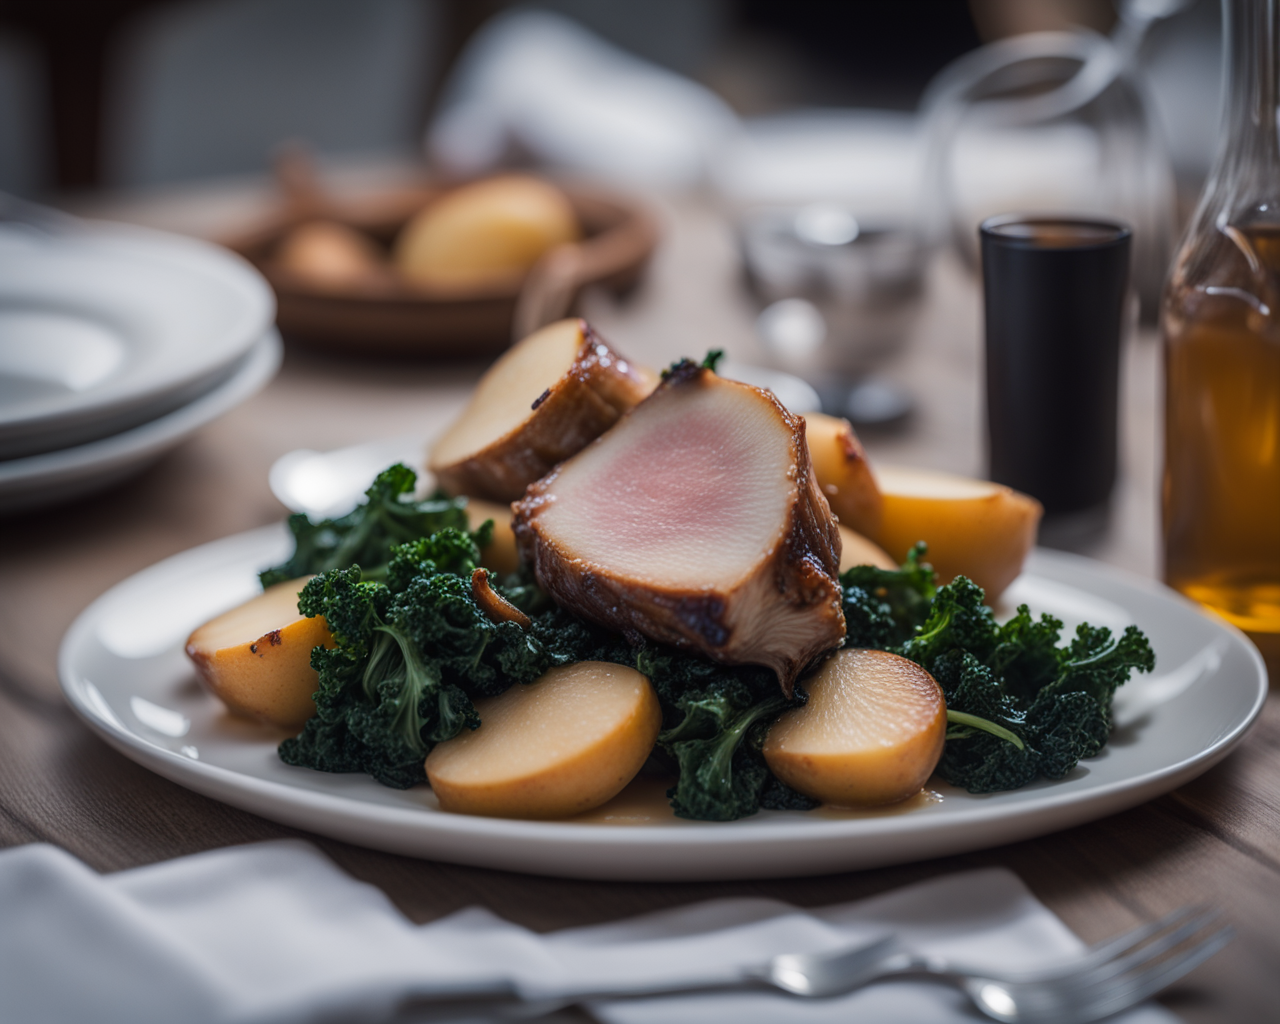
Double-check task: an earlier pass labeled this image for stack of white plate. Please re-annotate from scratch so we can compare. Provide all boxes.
[0,221,280,514]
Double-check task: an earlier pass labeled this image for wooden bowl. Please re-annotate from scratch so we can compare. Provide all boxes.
[224,178,659,358]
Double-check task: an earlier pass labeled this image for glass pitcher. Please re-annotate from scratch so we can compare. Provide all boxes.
[922,27,1175,319]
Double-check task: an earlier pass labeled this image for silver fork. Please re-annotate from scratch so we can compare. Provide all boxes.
[426,905,1231,1022]
[752,903,1232,1023]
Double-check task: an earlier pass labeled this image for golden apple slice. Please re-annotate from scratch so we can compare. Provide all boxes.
[837,524,896,573]
[425,661,661,819]
[394,175,579,289]
[428,318,653,502]
[764,648,946,807]
[463,497,519,574]
[805,413,883,539]
[185,577,333,730]
[873,465,1042,601]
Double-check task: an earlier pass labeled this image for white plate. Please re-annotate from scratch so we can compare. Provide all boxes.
[0,330,281,515]
[58,530,1266,881]
[0,223,274,459]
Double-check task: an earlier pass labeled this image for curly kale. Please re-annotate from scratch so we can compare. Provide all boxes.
[634,648,815,821]
[279,528,553,788]
[260,464,469,587]
[840,542,936,648]
[897,581,1155,794]
[897,575,999,668]
[660,349,725,381]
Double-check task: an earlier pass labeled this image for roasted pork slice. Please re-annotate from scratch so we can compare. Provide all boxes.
[513,361,846,695]
[428,318,654,502]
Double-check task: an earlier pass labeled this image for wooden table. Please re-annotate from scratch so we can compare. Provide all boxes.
[3,181,1277,1021]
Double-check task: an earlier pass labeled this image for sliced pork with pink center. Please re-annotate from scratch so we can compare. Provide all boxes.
[513,361,846,695]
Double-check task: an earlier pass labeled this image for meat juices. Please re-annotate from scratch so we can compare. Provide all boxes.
[513,361,846,695]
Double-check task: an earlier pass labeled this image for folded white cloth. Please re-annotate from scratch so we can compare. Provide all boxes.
[427,10,739,187]
[0,840,1178,1023]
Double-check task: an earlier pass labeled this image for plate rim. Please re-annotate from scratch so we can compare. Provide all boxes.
[57,531,1270,876]
[0,222,275,440]
[0,331,281,516]
[0,330,281,487]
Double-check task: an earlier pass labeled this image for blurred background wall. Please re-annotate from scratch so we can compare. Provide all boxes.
[0,0,1223,202]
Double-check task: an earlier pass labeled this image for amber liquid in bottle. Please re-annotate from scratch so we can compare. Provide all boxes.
[1164,224,1280,635]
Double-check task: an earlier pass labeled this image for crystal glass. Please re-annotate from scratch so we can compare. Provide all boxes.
[922,28,1174,318]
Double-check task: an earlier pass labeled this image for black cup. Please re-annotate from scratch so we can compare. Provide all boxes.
[980,215,1131,516]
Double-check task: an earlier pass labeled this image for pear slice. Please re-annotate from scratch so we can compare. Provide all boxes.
[805,413,883,539]
[873,465,1042,600]
[185,577,333,730]
[428,318,653,502]
[464,497,519,574]
[425,661,661,819]
[837,524,896,573]
[764,648,946,807]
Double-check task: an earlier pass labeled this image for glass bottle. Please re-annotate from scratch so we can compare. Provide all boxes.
[1163,0,1280,654]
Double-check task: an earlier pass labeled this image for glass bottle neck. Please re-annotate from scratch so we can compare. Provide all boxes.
[1214,0,1280,221]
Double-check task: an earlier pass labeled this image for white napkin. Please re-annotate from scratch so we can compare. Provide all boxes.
[427,10,739,187]
[0,840,1179,1024]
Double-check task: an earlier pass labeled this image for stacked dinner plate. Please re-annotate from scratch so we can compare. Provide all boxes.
[0,219,280,514]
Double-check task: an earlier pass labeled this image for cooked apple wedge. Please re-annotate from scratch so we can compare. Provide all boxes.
[805,413,883,539]
[185,577,334,730]
[837,524,896,573]
[425,661,661,818]
[428,318,653,502]
[514,362,846,695]
[463,497,519,574]
[763,648,946,806]
[874,465,1042,600]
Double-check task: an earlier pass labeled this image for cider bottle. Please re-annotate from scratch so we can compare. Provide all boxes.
[1163,0,1280,657]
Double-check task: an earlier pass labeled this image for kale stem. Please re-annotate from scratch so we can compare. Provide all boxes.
[374,623,437,753]
[1061,638,1119,672]
[361,630,398,702]
[945,710,1025,750]
[707,695,785,793]
[912,609,952,645]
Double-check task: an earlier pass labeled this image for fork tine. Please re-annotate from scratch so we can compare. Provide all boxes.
[1078,904,1203,965]
[1008,904,1207,983]
[1067,908,1223,991]
[1073,924,1235,1021]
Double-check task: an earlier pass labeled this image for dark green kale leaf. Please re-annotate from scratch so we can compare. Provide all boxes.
[914,592,1156,794]
[279,530,554,788]
[840,542,936,648]
[897,575,998,668]
[933,651,1041,793]
[758,774,823,811]
[1025,690,1110,778]
[660,349,724,381]
[260,464,469,587]
[1045,623,1156,723]
[986,604,1065,706]
[636,648,809,821]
